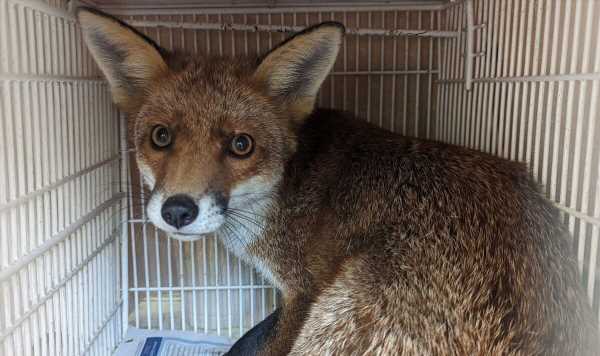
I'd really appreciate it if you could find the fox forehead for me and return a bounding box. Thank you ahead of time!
[135,56,276,132]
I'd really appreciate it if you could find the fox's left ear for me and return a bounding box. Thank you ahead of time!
[77,7,169,113]
[254,22,344,120]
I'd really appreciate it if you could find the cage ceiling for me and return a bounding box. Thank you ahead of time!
[90,0,452,12]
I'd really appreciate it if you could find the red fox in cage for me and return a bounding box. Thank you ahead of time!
[78,7,598,356]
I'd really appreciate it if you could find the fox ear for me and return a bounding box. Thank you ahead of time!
[77,7,168,113]
[254,22,344,119]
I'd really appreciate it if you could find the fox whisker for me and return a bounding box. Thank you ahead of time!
[225,210,267,230]
[221,220,250,249]
[226,208,270,224]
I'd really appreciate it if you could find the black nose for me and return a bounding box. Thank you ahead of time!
[161,195,199,229]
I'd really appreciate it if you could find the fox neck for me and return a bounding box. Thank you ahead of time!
[217,176,285,291]
[217,111,353,299]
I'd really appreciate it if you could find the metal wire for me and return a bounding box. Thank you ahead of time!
[0,1,122,355]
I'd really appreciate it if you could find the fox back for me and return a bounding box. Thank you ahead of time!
[78,8,599,355]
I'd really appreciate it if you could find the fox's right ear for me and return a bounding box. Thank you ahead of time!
[77,7,168,112]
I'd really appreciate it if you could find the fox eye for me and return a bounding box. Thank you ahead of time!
[151,125,172,148]
[229,134,254,158]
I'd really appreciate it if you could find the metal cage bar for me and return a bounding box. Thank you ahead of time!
[0,1,123,356]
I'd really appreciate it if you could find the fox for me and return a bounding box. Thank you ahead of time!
[77,7,599,355]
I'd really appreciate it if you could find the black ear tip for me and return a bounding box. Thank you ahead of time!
[76,6,100,18]
[76,6,117,24]
[305,21,345,36]
[75,6,91,20]
[318,21,346,34]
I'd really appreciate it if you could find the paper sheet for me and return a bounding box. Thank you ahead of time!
[115,328,233,356]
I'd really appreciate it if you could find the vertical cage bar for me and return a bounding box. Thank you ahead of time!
[390,11,398,133]
[119,114,128,337]
[366,11,372,122]
[560,0,583,242]
[155,228,163,330]
[414,11,421,137]
[377,12,384,127]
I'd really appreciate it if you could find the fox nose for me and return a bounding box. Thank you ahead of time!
[161,195,199,229]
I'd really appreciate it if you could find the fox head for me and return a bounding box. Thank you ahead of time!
[78,8,343,246]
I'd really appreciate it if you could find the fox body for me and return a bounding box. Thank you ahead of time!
[78,8,599,355]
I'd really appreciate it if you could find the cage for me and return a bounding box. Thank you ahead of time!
[1,0,599,355]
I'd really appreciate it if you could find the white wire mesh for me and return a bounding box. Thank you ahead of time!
[0,0,124,355]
